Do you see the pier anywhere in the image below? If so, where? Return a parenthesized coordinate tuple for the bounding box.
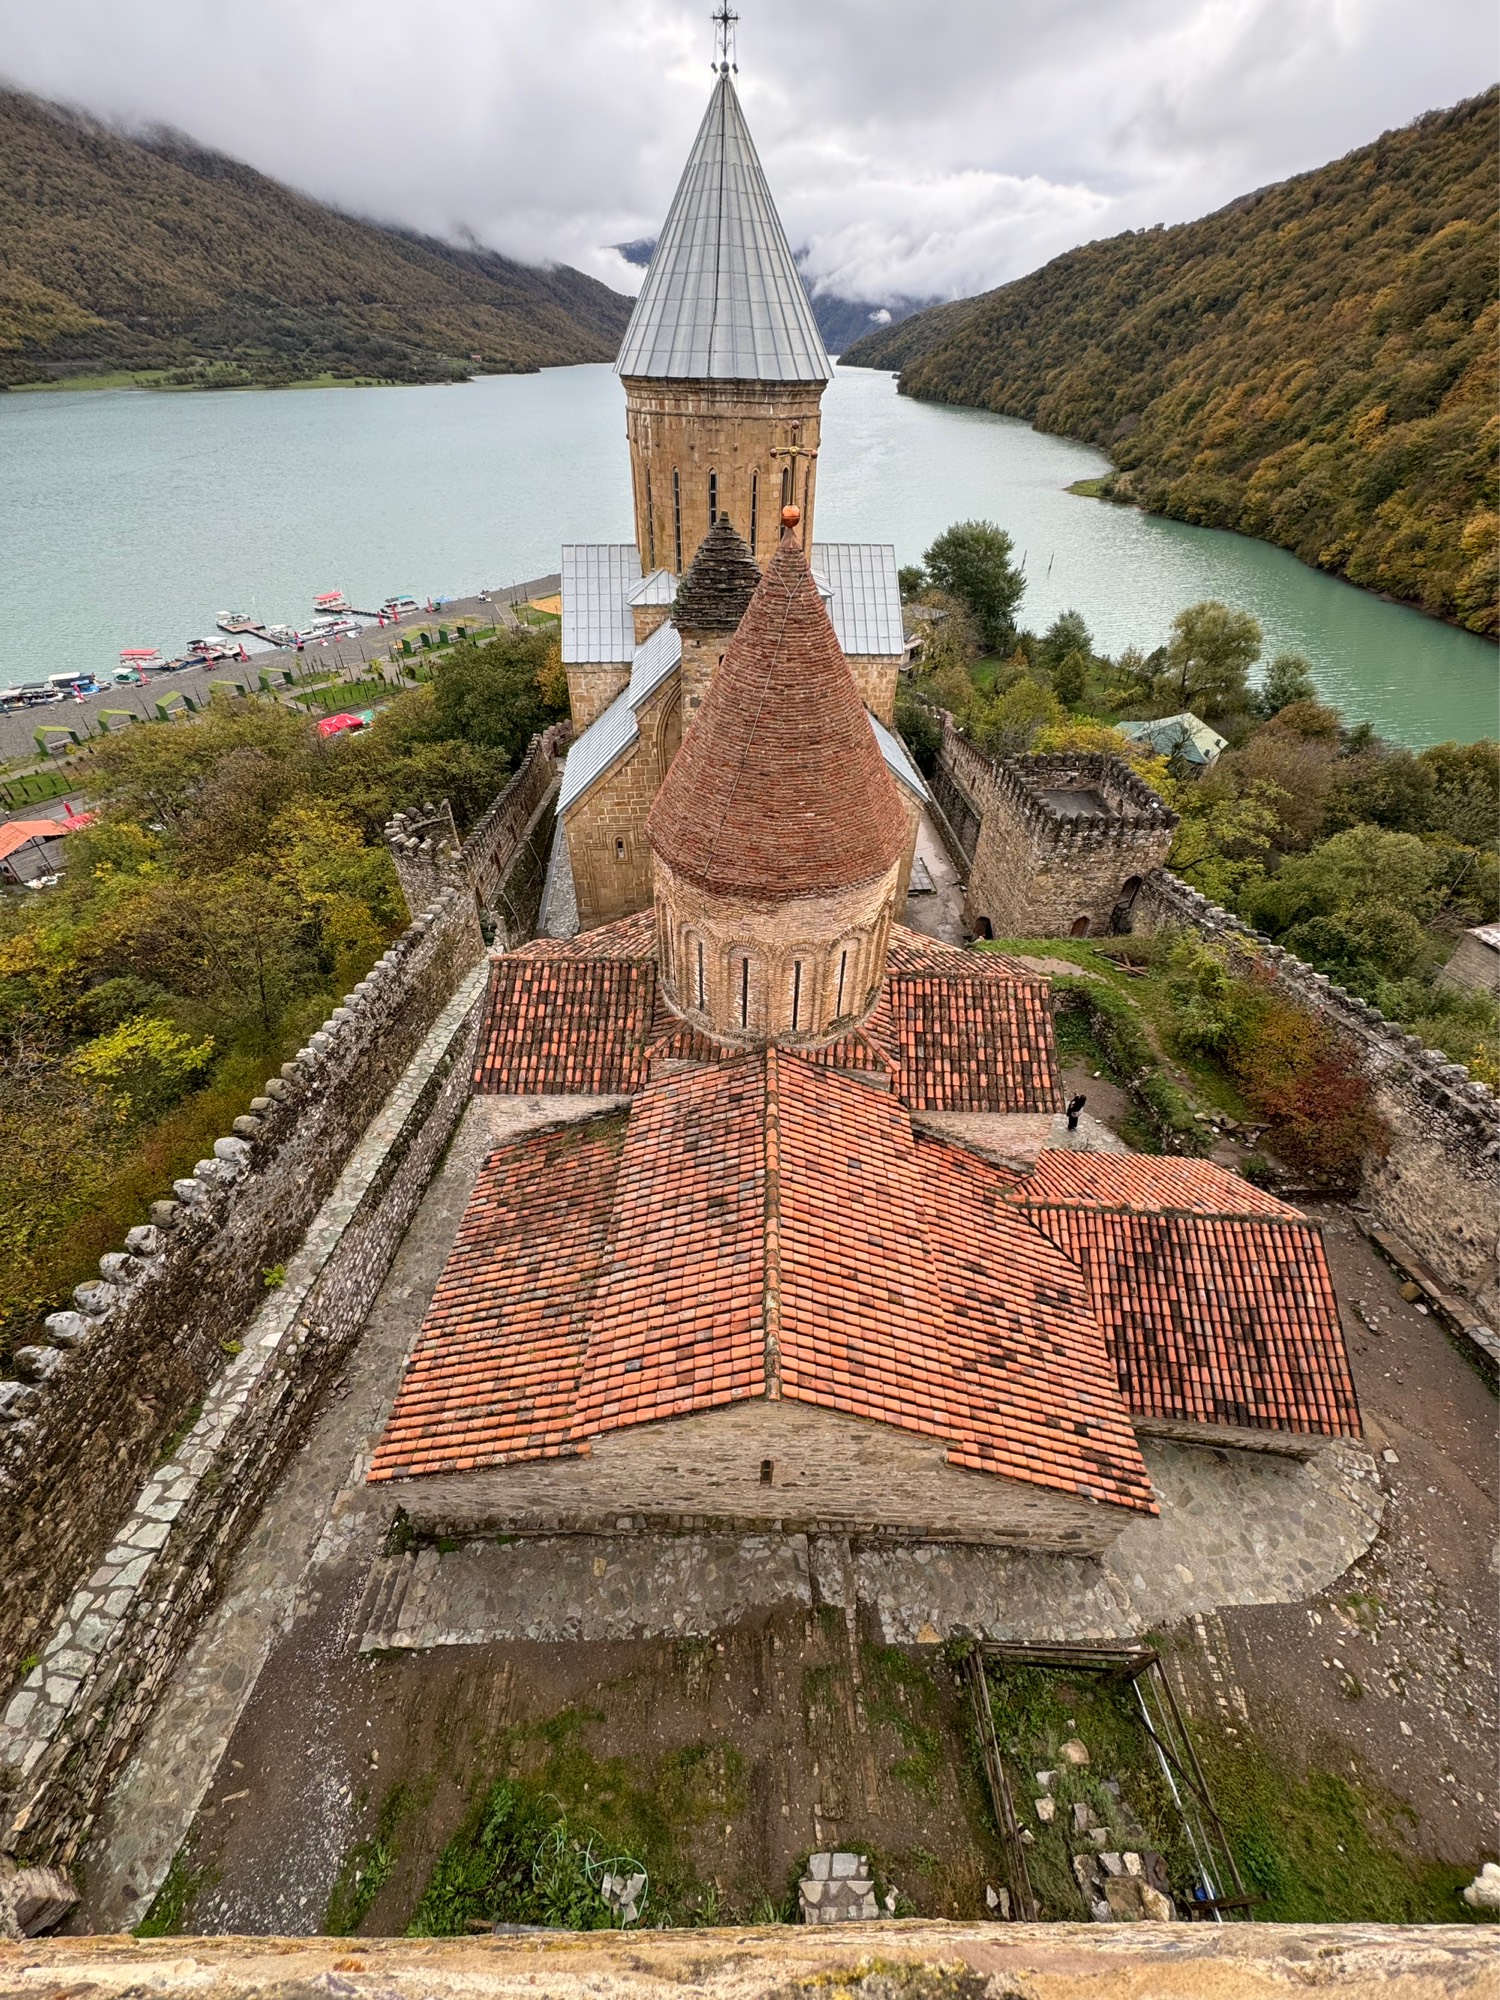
(0, 574, 561, 773)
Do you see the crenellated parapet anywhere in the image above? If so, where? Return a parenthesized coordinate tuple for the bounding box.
(0, 884, 486, 1863)
(944, 728, 1177, 939)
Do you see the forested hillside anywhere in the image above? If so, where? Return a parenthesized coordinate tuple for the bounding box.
(0, 88, 632, 388)
(845, 91, 1498, 634)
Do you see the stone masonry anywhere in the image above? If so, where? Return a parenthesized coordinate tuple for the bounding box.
(952, 739, 1178, 940)
(0, 888, 485, 1700)
(0, 954, 487, 1868)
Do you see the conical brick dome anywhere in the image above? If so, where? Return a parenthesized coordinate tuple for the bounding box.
(648, 523, 908, 900)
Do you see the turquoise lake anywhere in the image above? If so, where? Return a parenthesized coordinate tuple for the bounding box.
(0, 361, 1493, 746)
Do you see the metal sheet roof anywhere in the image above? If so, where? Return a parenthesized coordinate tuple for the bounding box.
(812, 543, 904, 657)
(615, 73, 831, 384)
(1118, 711, 1227, 764)
(625, 569, 678, 607)
(869, 711, 931, 802)
(558, 691, 638, 814)
(561, 544, 640, 663)
(559, 624, 684, 815)
(628, 619, 682, 704)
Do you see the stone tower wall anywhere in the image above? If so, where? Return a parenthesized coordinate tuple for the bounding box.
(653, 854, 900, 1045)
(622, 377, 825, 575)
(947, 736, 1176, 939)
(565, 660, 631, 730)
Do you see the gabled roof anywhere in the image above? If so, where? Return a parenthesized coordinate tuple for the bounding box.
(811, 544, 904, 657)
(647, 527, 908, 898)
(625, 569, 678, 608)
(1117, 712, 1228, 766)
(561, 544, 640, 664)
(557, 622, 683, 813)
(615, 71, 831, 384)
(372, 1053, 1155, 1512)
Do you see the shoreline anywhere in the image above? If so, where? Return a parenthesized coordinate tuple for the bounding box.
(1061, 475, 1499, 647)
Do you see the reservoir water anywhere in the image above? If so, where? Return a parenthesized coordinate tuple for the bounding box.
(0, 362, 1493, 747)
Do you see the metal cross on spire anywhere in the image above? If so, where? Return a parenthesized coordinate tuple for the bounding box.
(712, 2, 739, 72)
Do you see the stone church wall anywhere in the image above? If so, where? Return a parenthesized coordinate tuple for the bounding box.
(0, 887, 485, 1710)
(398, 1398, 1125, 1554)
(1129, 870, 1500, 1327)
(565, 683, 682, 930)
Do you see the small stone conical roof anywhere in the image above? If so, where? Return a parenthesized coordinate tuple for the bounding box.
(648, 522, 908, 899)
(672, 515, 762, 632)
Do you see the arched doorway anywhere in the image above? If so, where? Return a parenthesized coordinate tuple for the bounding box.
(1070, 915, 1091, 938)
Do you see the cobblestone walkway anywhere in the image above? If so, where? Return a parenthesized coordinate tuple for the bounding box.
(346, 1438, 1383, 1653)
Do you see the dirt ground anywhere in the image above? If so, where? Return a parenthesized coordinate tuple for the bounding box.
(153, 1578, 1003, 1936)
(1163, 1203, 1498, 1862)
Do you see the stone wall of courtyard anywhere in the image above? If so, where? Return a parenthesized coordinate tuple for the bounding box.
(0, 887, 485, 1704)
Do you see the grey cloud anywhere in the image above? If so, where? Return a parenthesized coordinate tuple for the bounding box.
(1, 0, 1492, 301)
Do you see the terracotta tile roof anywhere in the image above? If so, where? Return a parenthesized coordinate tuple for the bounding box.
(373, 1052, 1156, 1515)
(774, 1057, 1154, 1510)
(478, 922, 1061, 1111)
(368, 1116, 626, 1481)
(513, 910, 657, 961)
(474, 956, 657, 1096)
(1010, 1152, 1301, 1218)
(646, 528, 909, 898)
(574, 1060, 768, 1436)
(1024, 1203, 1361, 1440)
(871, 974, 1062, 1113)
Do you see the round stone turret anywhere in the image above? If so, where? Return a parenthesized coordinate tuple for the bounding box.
(647, 513, 908, 1046)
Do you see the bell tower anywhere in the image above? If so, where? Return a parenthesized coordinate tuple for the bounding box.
(616, 44, 831, 577)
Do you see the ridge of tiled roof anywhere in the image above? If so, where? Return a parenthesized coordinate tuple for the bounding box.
(646, 527, 909, 899)
(671, 514, 762, 632)
(1023, 1201, 1361, 1440)
(1008, 1152, 1301, 1219)
(512, 910, 658, 961)
(375, 1053, 1157, 1511)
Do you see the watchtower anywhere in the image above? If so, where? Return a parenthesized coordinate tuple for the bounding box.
(963, 754, 1178, 940)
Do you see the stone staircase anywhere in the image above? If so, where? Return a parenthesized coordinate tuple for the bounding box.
(352, 1550, 426, 1652)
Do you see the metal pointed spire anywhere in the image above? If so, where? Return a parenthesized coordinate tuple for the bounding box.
(615, 51, 831, 383)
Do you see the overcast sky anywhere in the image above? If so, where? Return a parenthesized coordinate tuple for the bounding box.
(3, 0, 1494, 303)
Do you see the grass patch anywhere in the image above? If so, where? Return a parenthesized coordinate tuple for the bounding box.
(133, 1843, 218, 1936)
(407, 1705, 756, 1933)
(1065, 477, 1109, 499)
(1199, 1735, 1492, 1924)
(326, 1782, 416, 1934)
(863, 1647, 948, 1799)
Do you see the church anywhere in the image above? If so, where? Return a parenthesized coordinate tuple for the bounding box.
(365, 60, 1362, 1551)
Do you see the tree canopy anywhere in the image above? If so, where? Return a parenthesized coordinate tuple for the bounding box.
(922, 521, 1026, 651)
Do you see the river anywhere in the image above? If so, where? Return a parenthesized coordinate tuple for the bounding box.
(0, 362, 1493, 747)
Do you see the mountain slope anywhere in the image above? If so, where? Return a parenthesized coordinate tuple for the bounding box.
(0, 87, 633, 387)
(844, 90, 1498, 635)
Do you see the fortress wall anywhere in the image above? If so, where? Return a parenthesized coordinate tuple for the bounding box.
(0, 912, 485, 1866)
(386, 728, 566, 937)
(0, 886, 485, 1718)
(1130, 870, 1500, 1329)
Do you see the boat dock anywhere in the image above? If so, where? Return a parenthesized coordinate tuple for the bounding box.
(0, 573, 561, 769)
